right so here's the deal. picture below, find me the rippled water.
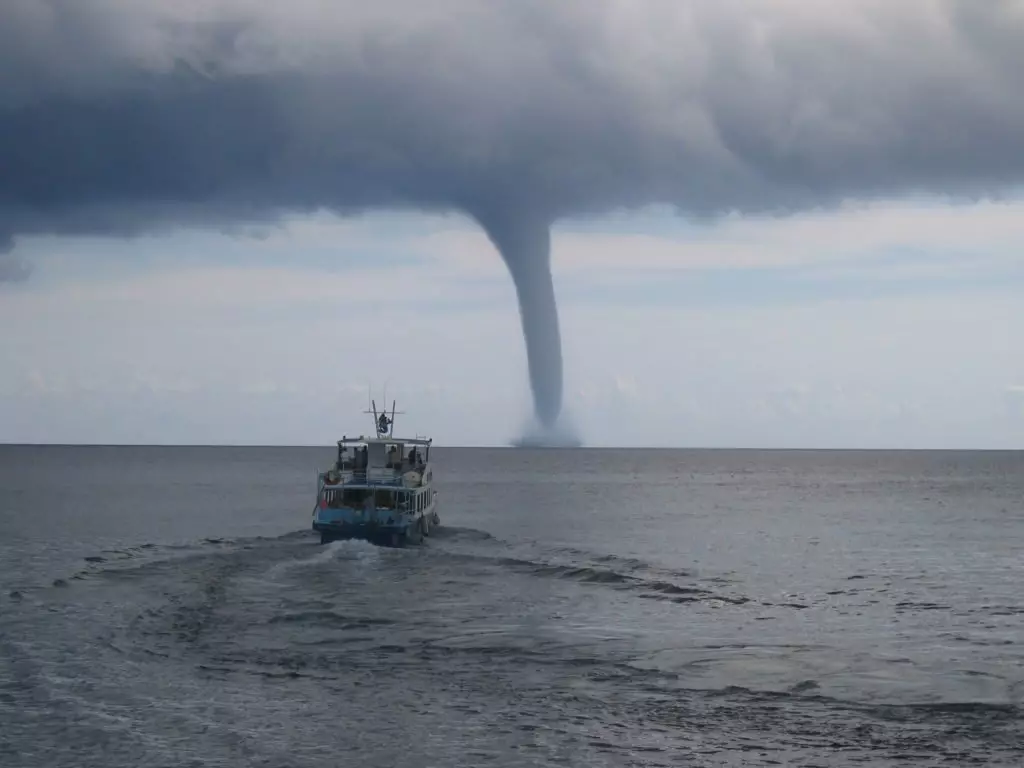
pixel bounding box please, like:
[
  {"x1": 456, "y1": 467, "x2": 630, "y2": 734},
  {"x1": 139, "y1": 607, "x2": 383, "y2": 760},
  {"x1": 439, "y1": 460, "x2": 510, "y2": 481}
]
[{"x1": 1, "y1": 446, "x2": 1023, "y2": 766}]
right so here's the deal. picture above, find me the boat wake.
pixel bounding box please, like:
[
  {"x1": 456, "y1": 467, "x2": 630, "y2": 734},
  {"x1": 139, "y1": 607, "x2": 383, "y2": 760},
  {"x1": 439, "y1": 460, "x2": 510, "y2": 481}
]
[
  {"x1": 5, "y1": 525, "x2": 1021, "y2": 767},
  {"x1": 266, "y1": 539, "x2": 382, "y2": 577}
]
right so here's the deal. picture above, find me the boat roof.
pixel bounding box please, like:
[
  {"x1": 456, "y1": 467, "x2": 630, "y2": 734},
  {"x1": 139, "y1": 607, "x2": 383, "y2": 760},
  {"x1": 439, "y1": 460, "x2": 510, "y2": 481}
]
[{"x1": 337, "y1": 435, "x2": 432, "y2": 446}]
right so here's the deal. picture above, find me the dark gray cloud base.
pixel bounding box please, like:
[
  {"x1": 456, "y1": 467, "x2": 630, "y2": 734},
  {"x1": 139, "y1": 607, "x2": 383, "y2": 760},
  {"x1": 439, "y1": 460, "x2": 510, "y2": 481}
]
[{"x1": 2, "y1": 0, "x2": 1024, "y2": 429}]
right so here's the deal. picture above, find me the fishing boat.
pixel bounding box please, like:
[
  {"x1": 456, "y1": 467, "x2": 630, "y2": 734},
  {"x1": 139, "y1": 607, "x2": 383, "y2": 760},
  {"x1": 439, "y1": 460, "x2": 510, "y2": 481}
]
[{"x1": 312, "y1": 400, "x2": 439, "y2": 547}]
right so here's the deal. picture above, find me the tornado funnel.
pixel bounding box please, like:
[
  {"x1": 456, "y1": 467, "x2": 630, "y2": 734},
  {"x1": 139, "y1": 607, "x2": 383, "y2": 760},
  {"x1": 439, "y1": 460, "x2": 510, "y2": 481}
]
[{"x1": 472, "y1": 209, "x2": 563, "y2": 429}]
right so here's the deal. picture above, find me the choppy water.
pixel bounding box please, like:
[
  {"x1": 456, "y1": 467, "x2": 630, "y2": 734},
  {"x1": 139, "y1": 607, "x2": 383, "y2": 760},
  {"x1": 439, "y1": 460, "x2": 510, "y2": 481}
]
[{"x1": 1, "y1": 446, "x2": 1023, "y2": 766}]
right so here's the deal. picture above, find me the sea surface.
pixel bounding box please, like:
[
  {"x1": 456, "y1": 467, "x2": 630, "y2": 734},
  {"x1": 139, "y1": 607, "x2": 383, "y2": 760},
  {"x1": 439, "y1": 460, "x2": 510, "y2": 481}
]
[{"x1": 1, "y1": 446, "x2": 1023, "y2": 767}]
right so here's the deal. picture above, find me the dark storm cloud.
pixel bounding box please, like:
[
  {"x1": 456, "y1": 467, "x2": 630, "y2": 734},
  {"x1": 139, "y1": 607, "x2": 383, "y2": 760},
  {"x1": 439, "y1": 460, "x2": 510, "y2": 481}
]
[
  {"x1": 2, "y1": 0, "x2": 1023, "y2": 422},
  {"x1": 3, "y1": 0, "x2": 1023, "y2": 239}
]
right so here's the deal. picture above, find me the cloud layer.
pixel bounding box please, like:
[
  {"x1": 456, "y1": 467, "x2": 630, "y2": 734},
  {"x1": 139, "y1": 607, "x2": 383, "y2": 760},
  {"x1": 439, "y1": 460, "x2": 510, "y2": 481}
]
[
  {"x1": 4, "y1": 0, "x2": 1024, "y2": 436},
  {"x1": 2, "y1": 0, "x2": 1024, "y2": 246}
]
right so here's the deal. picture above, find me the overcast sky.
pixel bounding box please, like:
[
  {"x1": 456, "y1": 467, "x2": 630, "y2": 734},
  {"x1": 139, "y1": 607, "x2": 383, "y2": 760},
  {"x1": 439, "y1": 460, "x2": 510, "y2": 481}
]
[{"x1": 1, "y1": 1, "x2": 1023, "y2": 448}]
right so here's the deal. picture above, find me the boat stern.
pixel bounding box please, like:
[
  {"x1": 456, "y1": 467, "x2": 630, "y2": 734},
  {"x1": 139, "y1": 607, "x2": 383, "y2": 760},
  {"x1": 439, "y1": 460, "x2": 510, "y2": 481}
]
[{"x1": 312, "y1": 505, "x2": 417, "y2": 547}]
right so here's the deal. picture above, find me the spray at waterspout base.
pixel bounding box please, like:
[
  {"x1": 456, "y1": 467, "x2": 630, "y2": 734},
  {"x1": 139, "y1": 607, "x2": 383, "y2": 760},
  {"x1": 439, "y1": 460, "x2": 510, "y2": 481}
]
[{"x1": 510, "y1": 414, "x2": 583, "y2": 448}]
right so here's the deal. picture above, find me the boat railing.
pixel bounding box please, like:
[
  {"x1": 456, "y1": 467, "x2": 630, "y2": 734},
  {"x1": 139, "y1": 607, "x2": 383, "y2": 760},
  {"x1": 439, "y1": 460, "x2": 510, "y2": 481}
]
[{"x1": 320, "y1": 471, "x2": 425, "y2": 489}]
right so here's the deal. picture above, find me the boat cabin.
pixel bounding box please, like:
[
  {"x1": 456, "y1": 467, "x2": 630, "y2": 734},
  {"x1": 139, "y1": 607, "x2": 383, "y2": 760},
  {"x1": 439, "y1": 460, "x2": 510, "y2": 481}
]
[
  {"x1": 334, "y1": 436, "x2": 430, "y2": 475},
  {"x1": 320, "y1": 436, "x2": 434, "y2": 514}
]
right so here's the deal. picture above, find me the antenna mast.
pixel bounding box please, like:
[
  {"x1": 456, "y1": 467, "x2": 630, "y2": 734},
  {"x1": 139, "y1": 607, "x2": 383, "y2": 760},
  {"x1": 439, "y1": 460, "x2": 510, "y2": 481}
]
[{"x1": 364, "y1": 391, "x2": 405, "y2": 438}]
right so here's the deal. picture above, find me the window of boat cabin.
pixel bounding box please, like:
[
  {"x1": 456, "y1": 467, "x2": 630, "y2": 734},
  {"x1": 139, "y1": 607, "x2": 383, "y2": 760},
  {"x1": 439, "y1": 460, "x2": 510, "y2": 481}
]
[
  {"x1": 408, "y1": 444, "x2": 426, "y2": 466},
  {"x1": 342, "y1": 488, "x2": 368, "y2": 507},
  {"x1": 337, "y1": 443, "x2": 363, "y2": 469}
]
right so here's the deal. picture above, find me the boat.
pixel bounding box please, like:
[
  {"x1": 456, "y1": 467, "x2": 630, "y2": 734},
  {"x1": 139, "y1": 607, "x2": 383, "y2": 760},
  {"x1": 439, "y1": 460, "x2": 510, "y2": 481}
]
[{"x1": 311, "y1": 400, "x2": 439, "y2": 547}]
